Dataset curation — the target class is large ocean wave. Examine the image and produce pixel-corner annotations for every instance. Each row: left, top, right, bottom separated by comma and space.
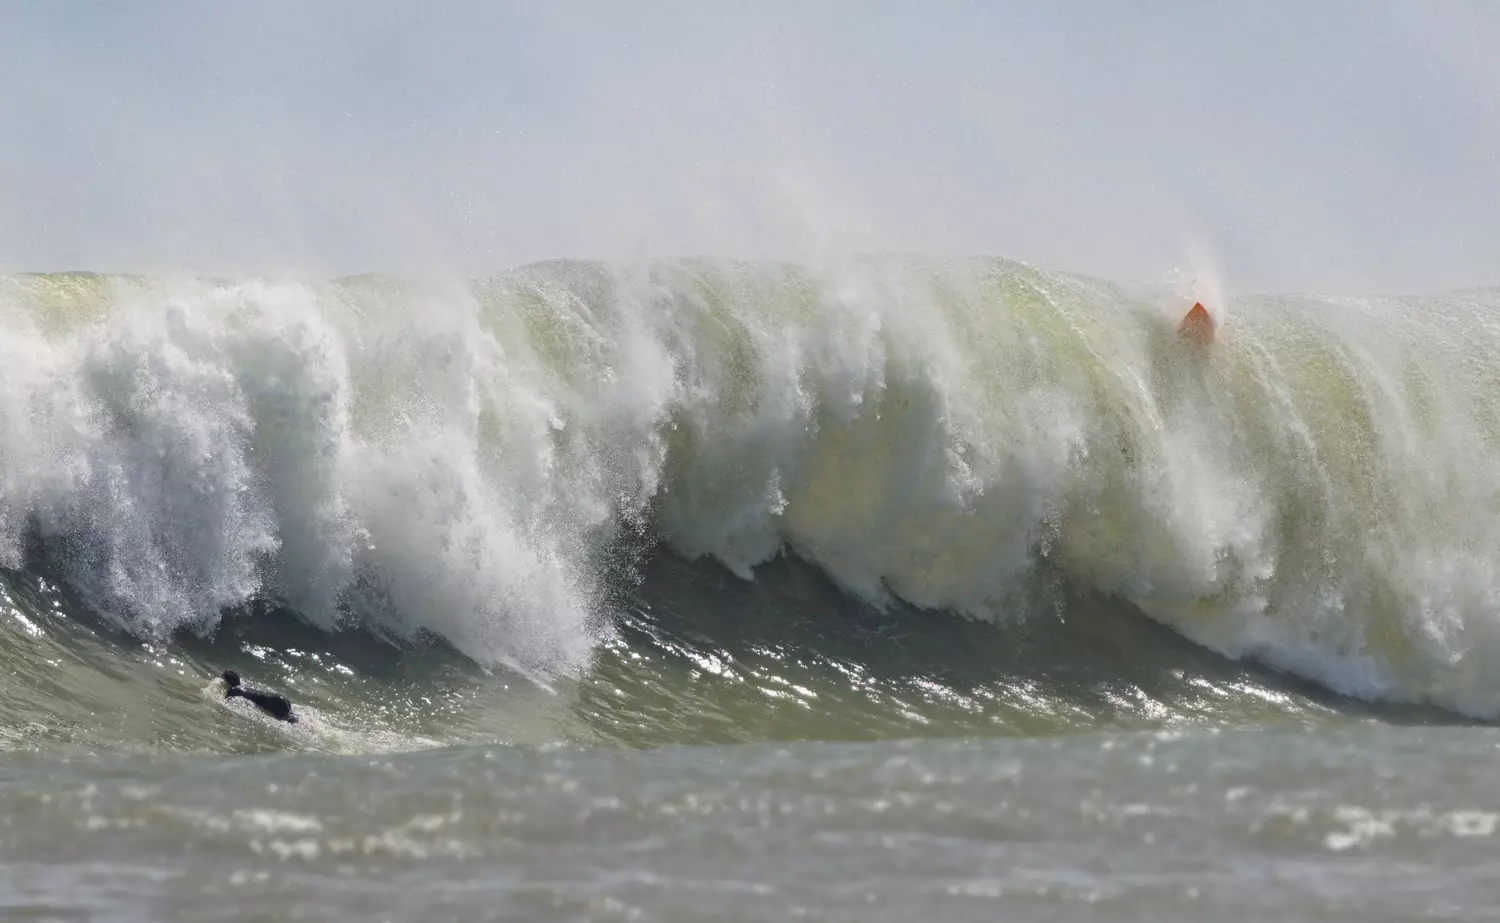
3, 260, 1499, 718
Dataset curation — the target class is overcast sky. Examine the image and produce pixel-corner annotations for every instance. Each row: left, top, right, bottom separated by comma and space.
3, 2, 1496, 292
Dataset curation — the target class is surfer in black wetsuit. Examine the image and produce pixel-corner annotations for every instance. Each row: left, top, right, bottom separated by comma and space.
221, 670, 298, 723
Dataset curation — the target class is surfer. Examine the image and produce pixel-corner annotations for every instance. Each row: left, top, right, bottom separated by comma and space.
1177, 301, 1215, 346
220, 670, 298, 723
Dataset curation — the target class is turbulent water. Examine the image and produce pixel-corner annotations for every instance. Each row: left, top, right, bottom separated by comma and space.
3, 258, 1499, 919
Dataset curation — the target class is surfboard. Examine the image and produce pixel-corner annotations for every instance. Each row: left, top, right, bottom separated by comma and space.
1177, 302, 1215, 346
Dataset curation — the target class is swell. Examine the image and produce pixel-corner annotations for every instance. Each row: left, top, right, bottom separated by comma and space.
2, 550, 1438, 755
2, 262, 1499, 719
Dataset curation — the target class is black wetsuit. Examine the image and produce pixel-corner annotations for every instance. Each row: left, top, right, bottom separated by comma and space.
222, 671, 297, 723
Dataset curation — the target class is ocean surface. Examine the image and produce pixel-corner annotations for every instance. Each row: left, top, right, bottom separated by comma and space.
3, 259, 1499, 920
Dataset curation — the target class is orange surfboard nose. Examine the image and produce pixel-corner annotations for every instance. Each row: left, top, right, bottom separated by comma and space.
1177, 302, 1215, 346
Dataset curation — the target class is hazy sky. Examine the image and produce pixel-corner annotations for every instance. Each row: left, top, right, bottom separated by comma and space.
3, 2, 1497, 292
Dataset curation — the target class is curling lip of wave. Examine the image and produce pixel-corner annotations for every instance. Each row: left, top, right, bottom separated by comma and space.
1, 261, 1499, 719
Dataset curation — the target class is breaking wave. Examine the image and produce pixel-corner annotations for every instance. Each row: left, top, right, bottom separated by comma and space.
2, 259, 1499, 717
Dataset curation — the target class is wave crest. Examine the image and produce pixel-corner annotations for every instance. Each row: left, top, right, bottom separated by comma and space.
4, 264, 1500, 714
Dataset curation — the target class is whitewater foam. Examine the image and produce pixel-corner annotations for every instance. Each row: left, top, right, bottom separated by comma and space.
4, 263, 1500, 716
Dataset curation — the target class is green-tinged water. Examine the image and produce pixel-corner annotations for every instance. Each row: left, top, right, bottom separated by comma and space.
3, 259, 1500, 919
4, 551, 1395, 756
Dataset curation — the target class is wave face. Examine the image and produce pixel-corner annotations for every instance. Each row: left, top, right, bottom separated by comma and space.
2, 261, 1499, 716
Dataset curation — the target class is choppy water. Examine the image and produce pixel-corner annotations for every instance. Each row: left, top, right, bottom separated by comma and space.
3, 259, 1498, 919
10, 727, 1500, 922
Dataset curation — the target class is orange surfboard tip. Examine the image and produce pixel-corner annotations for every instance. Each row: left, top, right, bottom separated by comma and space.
1177, 301, 1215, 346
